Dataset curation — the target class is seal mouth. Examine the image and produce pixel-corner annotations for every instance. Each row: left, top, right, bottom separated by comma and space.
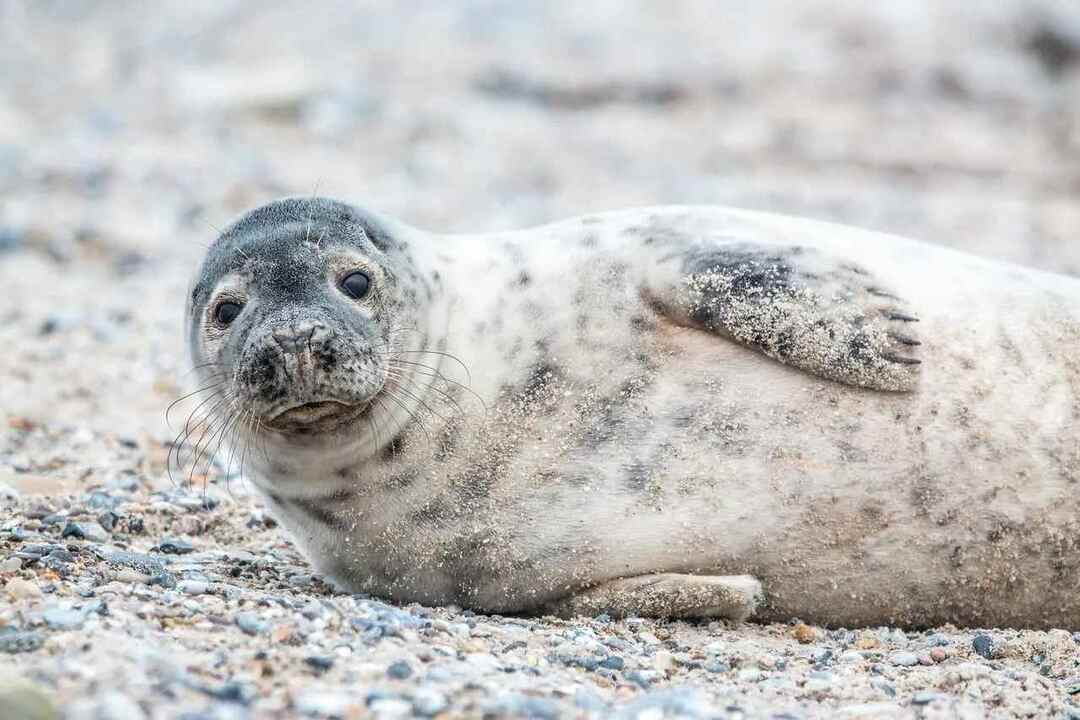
265, 400, 369, 432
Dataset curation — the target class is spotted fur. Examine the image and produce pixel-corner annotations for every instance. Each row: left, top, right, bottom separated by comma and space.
187, 199, 1080, 629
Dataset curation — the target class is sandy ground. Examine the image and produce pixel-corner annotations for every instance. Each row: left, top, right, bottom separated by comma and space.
2, 1, 1080, 718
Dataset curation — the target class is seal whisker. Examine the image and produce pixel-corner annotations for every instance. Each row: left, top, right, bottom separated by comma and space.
381, 349, 473, 385
384, 367, 470, 420
167, 390, 231, 487
165, 379, 227, 429
385, 359, 487, 412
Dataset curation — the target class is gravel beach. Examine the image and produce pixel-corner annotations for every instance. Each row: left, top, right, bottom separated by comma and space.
2, 2, 1079, 718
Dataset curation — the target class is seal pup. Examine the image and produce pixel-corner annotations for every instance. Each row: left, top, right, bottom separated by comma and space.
185, 197, 1080, 629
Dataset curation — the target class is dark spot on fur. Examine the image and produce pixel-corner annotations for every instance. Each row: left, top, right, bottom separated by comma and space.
629, 315, 656, 334
623, 460, 652, 493
581, 233, 598, 247
515, 270, 532, 288
381, 429, 409, 459
409, 496, 451, 525
384, 469, 419, 489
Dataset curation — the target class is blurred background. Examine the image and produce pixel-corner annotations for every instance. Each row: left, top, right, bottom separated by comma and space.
1, 0, 1079, 449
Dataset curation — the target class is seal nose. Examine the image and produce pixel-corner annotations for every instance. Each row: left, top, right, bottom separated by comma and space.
272, 320, 330, 353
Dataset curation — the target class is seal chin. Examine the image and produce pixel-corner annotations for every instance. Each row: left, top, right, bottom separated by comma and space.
264, 399, 370, 434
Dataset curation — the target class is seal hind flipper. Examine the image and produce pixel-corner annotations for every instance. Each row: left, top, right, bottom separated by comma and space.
647, 243, 922, 392
542, 573, 763, 622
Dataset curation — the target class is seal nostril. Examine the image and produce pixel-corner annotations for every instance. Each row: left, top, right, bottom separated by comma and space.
272, 322, 331, 351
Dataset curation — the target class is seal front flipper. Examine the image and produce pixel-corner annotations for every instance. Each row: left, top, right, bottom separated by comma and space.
645, 243, 922, 392
543, 574, 763, 622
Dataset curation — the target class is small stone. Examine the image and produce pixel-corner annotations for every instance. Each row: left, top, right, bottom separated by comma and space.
288, 574, 314, 588
599, 655, 624, 670
61, 522, 108, 543
42, 606, 86, 631
0, 630, 45, 654
704, 660, 730, 673
178, 580, 209, 596
304, 656, 335, 673
854, 632, 881, 650
888, 652, 919, 667
930, 647, 947, 663
156, 538, 194, 555
625, 670, 657, 688
386, 660, 413, 679
236, 612, 268, 636
652, 650, 676, 674
412, 688, 448, 716
5, 578, 43, 600
911, 691, 947, 705
839, 650, 865, 664
369, 697, 413, 719
792, 623, 818, 644
972, 633, 1001, 660
1, 557, 23, 573
738, 668, 764, 682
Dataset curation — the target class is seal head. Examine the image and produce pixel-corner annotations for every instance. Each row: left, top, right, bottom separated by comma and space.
187, 197, 420, 439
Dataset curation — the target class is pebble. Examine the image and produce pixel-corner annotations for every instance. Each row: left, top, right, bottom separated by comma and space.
235, 612, 269, 636
295, 691, 357, 717
911, 691, 948, 705
704, 660, 730, 673
839, 650, 864, 664
652, 650, 676, 674
6, 577, 43, 600
178, 580, 209, 596
0, 630, 45, 654
43, 606, 87, 631
930, 647, 947, 663
792, 623, 818, 644
370, 697, 417, 718
303, 656, 334, 673
411, 688, 448, 717
599, 655, 625, 670
156, 538, 194, 555
888, 652, 920, 667
972, 633, 1002, 660
61, 522, 108, 543
386, 660, 413, 679
1, 557, 23, 573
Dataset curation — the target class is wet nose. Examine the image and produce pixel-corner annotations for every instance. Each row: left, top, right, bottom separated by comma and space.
272, 320, 330, 352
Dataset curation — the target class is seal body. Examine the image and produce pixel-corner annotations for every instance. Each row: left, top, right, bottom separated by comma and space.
187, 198, 1080, 629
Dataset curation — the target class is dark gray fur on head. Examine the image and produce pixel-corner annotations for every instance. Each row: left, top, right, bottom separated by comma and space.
187, 197, 425, 434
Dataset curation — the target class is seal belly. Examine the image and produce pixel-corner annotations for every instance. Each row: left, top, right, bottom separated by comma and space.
554, 277, 1080, 628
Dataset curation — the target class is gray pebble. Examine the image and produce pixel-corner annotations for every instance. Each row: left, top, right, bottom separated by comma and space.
411, 688, 448, 716
599, 655, 625, 670
178, 580, 209, 596
156, 538, 194, 555
304, 656, 334, 673
369, 697, 415, 719
61, 522, 108, 543
0, 630, 45, 654
972, 633, 1001, 660
912, 691, 948, 705
888, 652, 920, 667
704, 660, 730, 673
42, 606, 86, 631
386, 660, 413, 679
235, 612, 268, 636
288, 574, 314, 588
625, 669, 659, 688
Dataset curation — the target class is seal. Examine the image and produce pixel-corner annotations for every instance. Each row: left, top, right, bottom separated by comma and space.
184, 197, 1080, 629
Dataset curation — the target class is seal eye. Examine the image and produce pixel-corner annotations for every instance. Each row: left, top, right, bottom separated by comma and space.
214, 301, 243, 325
340, 271, 371, 300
